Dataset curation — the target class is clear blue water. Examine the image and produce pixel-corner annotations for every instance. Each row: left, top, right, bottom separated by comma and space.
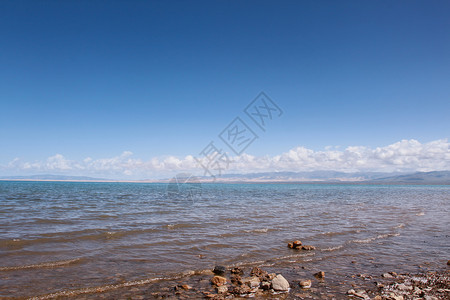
0, 181, 449, 298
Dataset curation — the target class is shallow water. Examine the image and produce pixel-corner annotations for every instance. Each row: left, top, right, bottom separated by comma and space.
0, 181, 449, 298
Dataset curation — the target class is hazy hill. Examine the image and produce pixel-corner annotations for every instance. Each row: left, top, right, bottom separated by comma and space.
369, 171, 450, 184
216, 171, 406, 182
0, 174, 108, 181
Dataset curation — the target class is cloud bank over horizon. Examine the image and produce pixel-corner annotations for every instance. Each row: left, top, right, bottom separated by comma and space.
2, 139, 450, 179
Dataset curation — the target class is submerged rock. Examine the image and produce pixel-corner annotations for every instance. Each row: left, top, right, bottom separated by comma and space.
347, 289, 370, 299
213, 265, 227, 276
202, 291, 215, 298
197, 269, 214, 275
299, 279, 312, 288
288, 240, 303, 249
314, 271, 325, 279
230, 267, 243, 275
180, 284, 192, 290
301, 245, 316, 250
271, 274, 290, 291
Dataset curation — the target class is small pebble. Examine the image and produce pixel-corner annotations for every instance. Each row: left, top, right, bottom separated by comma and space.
299, 279, 312, 288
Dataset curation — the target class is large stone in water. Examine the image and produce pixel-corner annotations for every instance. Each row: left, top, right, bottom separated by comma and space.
271, 274, 290, 291
293, 240, 302, 247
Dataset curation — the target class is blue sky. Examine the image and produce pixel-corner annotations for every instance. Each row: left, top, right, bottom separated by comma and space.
1, 1, 449, 178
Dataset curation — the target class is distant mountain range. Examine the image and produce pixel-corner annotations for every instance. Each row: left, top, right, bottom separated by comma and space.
369, 171, 450, 184
207, 171, 450, 184
1, 171, 449, 184
0, 174, 109, 181
212, 171, 404, 182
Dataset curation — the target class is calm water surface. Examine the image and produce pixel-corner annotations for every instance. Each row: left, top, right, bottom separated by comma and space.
0, 181, 449, 298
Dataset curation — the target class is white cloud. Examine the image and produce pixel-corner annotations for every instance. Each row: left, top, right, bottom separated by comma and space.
1, 139, 449, 179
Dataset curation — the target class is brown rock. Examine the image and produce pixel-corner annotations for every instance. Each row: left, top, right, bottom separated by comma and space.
314, 271, 325, 279
293, 240, 302, 247
299, 279, 312, 288
230, 284, 251, 295
250, 266, 268, 279
301, 245, 316, 250
230, 267, 243, 275
211, 276, 227, 286
230, 274, 242, 285
180, 284, 192, 290
288, 242, 294, 248
447, 260, 450, 266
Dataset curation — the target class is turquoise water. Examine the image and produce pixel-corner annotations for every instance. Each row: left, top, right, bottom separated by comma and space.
0, 181, 449, 298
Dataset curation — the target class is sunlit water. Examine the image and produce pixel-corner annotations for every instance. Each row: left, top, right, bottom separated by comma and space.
0, 181, 449, 298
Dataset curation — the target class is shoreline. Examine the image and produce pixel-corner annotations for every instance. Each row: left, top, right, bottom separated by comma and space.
27, 263, 449, 299
24, 242, 449, 300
